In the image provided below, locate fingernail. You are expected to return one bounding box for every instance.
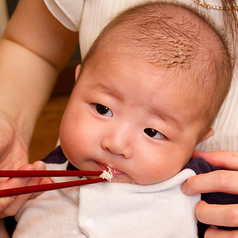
[181,182,190,195]
[34,161,45,169]
[209,225,218,230]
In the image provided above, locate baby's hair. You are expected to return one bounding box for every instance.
[82,2,233,138]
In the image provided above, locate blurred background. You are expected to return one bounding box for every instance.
[0,0,80,162]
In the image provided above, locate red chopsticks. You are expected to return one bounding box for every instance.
[0,170,106,198]
[0,170,102,177]
[0,178,105,197]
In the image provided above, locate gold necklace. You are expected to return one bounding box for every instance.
[193,0,238,10]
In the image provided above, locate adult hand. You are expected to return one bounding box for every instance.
[181,150,238,237]
[0,113,29,173]
[0,161,52,219]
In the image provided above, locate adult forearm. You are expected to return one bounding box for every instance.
[0,38,58,146]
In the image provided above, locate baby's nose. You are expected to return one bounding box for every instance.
[101,129,132,159]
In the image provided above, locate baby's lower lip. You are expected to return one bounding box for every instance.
[96,162,124,176]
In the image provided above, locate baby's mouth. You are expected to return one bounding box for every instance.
[108,167,124,176]
[96,162,124,176]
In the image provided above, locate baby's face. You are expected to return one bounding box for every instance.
[59,47,209,185]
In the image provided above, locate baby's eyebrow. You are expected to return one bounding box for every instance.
[149,109,182,131]
[94,83,123,101]
[92,82,183,131]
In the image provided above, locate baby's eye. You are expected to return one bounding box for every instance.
[95,104,113,117]
[144,128,166,139]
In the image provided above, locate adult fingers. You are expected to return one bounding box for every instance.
[205,225,238,238]
[196,200,238,227]
[29,177,53,199]
[0,177,43,218]
[181,170,238,195]
[0,197,14,213]
[0,160,49,218]
[192,150,238,170]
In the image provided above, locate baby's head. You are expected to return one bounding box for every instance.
[83,2,232,140]
[60,3,232,185]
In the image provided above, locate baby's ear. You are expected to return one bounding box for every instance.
[199,128,214,142]
[75,64,82,82]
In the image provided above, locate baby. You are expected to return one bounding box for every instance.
[12,2,237,238]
